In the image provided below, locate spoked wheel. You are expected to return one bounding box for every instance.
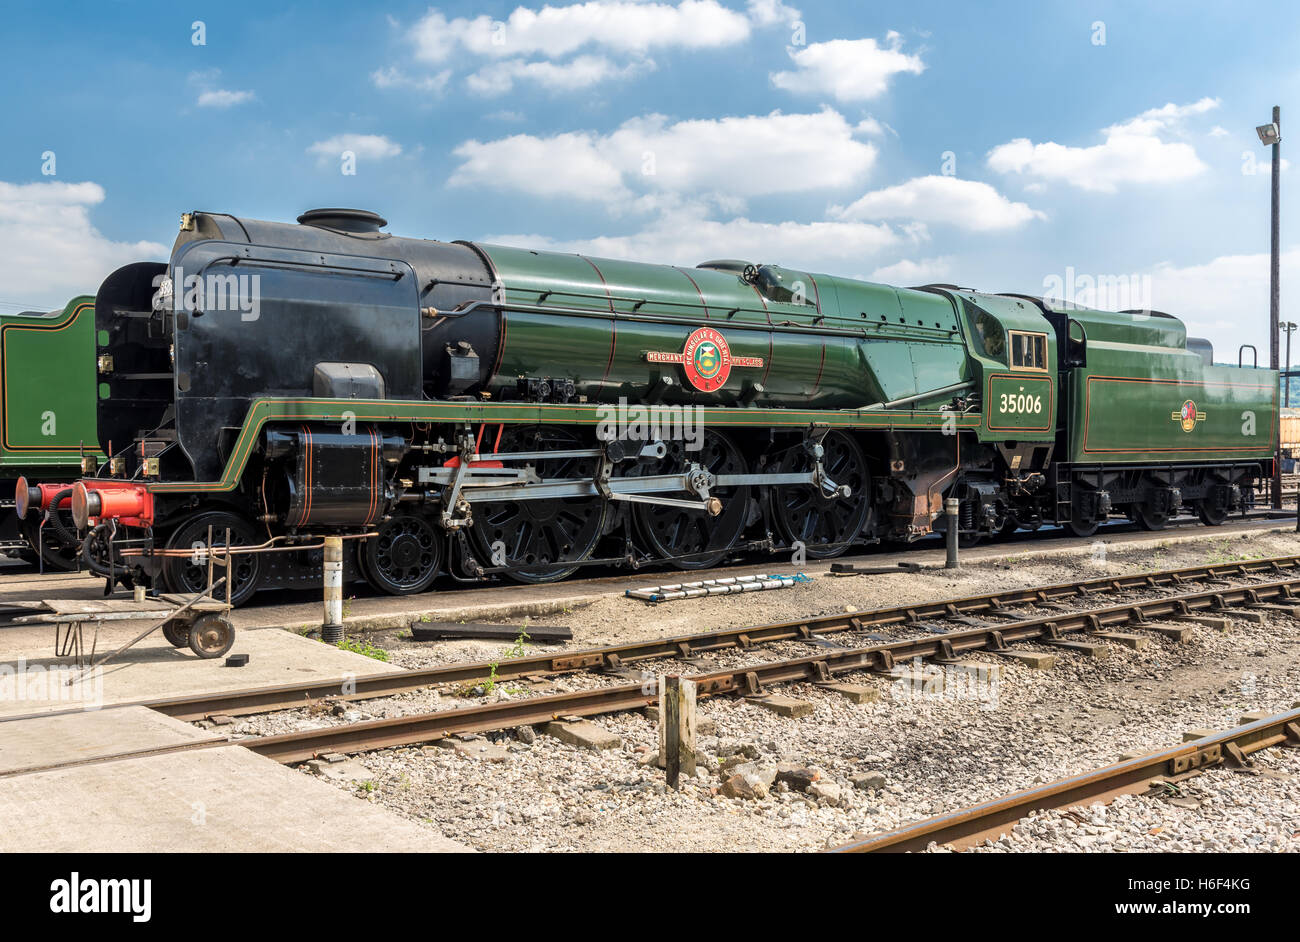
[20,513,81,571]
[468,426,606,583]
[632,429,750,569]
[770,430,872,559]
[162,620,190,647]
[1133,503,1169,531]
[162,512,264,607]
[1197,500,1229,526]
[188,614,235,659]
[361,512,442,595]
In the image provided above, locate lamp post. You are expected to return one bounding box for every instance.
[1283,321,1297,408]
[1257,108,1282,508]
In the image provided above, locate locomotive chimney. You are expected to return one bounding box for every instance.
[296,208,388,233]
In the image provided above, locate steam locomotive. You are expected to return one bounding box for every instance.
[18,209,1275,604]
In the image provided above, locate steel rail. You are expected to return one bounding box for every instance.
[240,573,1300,764]
[116,553,1300,723]
[829,706,1300,853]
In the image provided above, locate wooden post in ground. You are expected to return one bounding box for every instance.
[661,674,697,788]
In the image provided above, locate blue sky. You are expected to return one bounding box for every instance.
[2,0,1299,360]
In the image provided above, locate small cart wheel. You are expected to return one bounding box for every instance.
[162,619,191,648]
[188,614,235,659]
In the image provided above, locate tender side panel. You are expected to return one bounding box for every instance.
[1070,357,1277,462]
[0,298,102,468]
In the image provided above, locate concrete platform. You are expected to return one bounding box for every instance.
[0,705,221,776]
[0,706,468,851]
[0,617,398,717]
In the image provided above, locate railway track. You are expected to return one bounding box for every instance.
[10,553,1300,773]
[830,706,1300,853]
[237,570,1300,763]
[108,552,1300,725]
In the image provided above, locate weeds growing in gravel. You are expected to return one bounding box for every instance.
[333,637,390,662]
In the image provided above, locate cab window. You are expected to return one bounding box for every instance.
[1009,331,1048,371]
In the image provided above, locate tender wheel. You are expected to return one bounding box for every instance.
[1197,500,1229,526]
[20,514,81,571]
[468,426,606,583]
[1066,516,1100,538]
[632,429,750,569]
[188,614,235,659]
[361,512,442,595]
[162,620,190,647]
[770,431,872,559]
[162,512,264,607]
[1133,503,1169,531]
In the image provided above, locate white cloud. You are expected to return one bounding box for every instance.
[746,0,801,26]
[870,256,954,284]
[831,175,1044,231]
[450,109,876,204]
[987,98,1219,193]
[1139,247,1300,355]
[307,134,402,162]
[771,33,924,102]
[452,131,629,201]
[371,66,451,93]
[410,1,752,63]
[484,204,906,271]
[196,88,255,108]
[1209,125,1229,137]
[0,181,167,305]
[466,55,653,95]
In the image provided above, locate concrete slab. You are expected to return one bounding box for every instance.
[0,705,221,776]
[1144,623,1194,641]
[0,618,398,718]
[752,694,815,718]
[1182,728,1221,742]
[543,719,621,750]
[0,745,469,852]
[1092,631,1151,650]
[1174,615,1231,631]
[998,650,1057,670]
[1047,639,1109,658]
[816,682,880,704]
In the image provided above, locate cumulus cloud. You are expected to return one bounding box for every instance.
[196,89,255,108]
[987,98,1219,193]
[869,256,954,285]
[466,55,654,95]
[831,175,1044,231]
[0,181,167,305]
[771,33,924,102]
[410,1,752,62]
[450,109,877,204]
[306,134,402,162]
[746,0,801,26]
[1140,248,1300,354]
[484,203,907,271]
[371,66,451,93]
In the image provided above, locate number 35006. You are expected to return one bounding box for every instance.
[998,392,1043,414]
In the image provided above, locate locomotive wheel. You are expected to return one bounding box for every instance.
[188,614,235,659]
[161,512,264,607]
[361,512,442,595]
[468,426,606,583]
[19,514,80,571]
[162,620,190,647]
[770,431,872,559]
[632,430,750,569]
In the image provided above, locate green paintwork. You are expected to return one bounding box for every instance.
[0,297,104,474]
[474,244,971,410]
[949,291,1058,442]
[145,396,984,492]
[1064,339,1276,464]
